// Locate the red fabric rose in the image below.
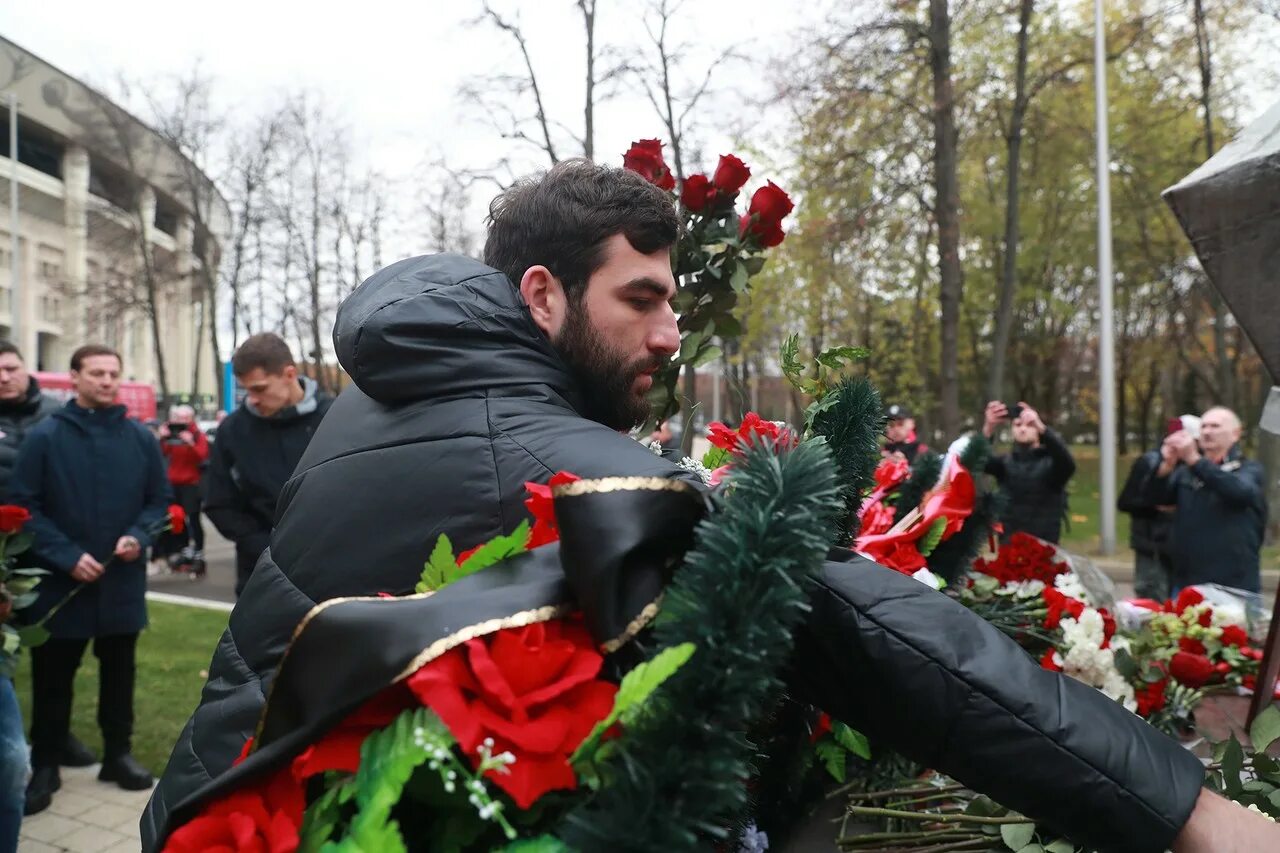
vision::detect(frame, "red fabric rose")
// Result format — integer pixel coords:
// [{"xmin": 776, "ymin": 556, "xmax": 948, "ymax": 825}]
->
[
  {"xmin": 712, "ymin": 154, "xmax": 751, "ymax": 194},
  {"xmin": 739, "ymin": 181, "xmax": 794, "ymax": 248},
  {"xmin": 167, "ymin": 504, "xmax": 187, "ymax": 536},
  {"xmin": 291, "ymin": 686, "xmax": 414, "ymax": 782},
  {"xmin": 1169, "ymin": 651, "xmax": 1215, "ymax": 688},
  {"xmin": 1220, "ymin": 625, "xmax": 1249, "ymax": 647},
  {"xmin": 860, "ymin": 501, "xmax": 896, "ymax": 537},
  {"xmin": 622, "ymin": 139, "xmax": 676, "ymax": 191},
  {"xmin": 858, "ymin": 535, "xmax": 927, "ymax": 575},
  {"xmin": 680, "ymin": 174, "xmax": 715, "ymax": 212},
  {"xmin": 162, "ymin": 764, "xmax": 303, "ymax": 853},
  {"xmin": 873, "ymin": 457, "xmax": 911, "ymax": 491},
  {"xmin": 706, "ymin": 412, "xmax": 795, "ymax": 455},
  {"xmin": 0, "ymin": 505, "xmax": 30, "ymax": 534},
  {"xmin": 1178, "ymin": 636, "xmax": 1207, "ymax": 656},
  {"xmin": 406, "ymin": 617, "xmax": 618, "ymax": 809},
  {"xmin": 523, "ymin": 471, "xmax": 582, "ymax": 548},
  {"xmin": 1135, "ymin": 679, "xmax": 1168, "ymax": 717}
]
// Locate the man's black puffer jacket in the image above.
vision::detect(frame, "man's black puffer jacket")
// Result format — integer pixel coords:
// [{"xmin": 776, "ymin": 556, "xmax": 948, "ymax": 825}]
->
[{"xmin": 142, "ymin": 255, "xmax": 1202, "ymax": 851}]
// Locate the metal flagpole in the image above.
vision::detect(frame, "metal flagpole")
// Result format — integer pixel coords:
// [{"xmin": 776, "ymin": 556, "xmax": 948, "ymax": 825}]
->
[
  {"xmin": 1095, "ymin": 0, "xmax": 1118, "ymax": 554},
  {"xmin": 8, "ymin": 93, "xmax": 17, "ymax": 347}
]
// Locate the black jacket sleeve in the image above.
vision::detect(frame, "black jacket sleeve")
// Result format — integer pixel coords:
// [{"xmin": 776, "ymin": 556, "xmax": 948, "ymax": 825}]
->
[
  {"xmin": 1040, "ymin": 428, "xmax": 1076, "ymax": 490},
  {"xmin": 1118, "ymin": 452, "xmax": 1158, "ymax": 515},
  {"xmin": 201, "ymin": 435, "xmax": 270, "ymax": 546},
  {"xmin": 792, "ymin": 554, "xmax": 1203, "ymax": 853},
  {"xmin": 984, "ymin": 453, "xmax": 1007, "ymax": 481},
  {"xmin": 127, "ymin": 431, "xmax": 174, "ymax": 549},
  {"xmin": 1189, "ymin": 458, "xmax": 1266, "ymax": 510}
]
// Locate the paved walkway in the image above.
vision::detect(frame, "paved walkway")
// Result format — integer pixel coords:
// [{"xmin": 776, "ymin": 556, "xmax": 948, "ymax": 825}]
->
[{"xmin": 18, "ymin": 764, "xmax": 150, "ymax": 852}]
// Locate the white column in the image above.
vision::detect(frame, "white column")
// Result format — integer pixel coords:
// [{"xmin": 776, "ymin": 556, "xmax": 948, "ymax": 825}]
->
[
  {"xmin": 135, "ymin": 186, "xmax": 158, "ymax": 388},
  {"xmin": 61, "ymin": 146, "xmax": 90, "ymax": 359}
]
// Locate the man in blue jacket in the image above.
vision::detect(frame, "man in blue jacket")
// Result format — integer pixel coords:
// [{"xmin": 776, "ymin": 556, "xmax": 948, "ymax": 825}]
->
[
  {"xmin": 11, "ymin": 344, "xmax": 171, "ymax": 815},
  {"xmin": 1148, "ymin": 406, "xmax": 1267, "ymax": 592}
]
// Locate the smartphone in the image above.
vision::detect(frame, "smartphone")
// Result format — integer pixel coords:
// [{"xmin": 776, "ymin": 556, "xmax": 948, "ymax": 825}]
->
[
  {"xmin": 1004, "ymin": 402, "xmax": 1023, "ymax": 420},
  {"xmin": 168, "ymin": 422, "xmax": 188, "ymax": 435}
]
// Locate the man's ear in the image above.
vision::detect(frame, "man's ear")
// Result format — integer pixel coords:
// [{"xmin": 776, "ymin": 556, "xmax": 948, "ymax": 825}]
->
[{"xmin": 519, "ymin": 265, "xmax": 566, "ymax": 337}]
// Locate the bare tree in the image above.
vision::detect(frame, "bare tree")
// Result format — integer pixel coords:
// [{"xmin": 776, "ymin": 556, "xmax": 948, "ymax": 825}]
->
[{"xmin": 419, "ymin": 159, "xmax": 479, "ymax": 255}]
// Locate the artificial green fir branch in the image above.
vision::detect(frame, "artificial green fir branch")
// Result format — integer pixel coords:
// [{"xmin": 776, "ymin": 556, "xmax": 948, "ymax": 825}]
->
[{"xmin": 809, "ymin": 377, "xmax": 884, "ymax": 544}]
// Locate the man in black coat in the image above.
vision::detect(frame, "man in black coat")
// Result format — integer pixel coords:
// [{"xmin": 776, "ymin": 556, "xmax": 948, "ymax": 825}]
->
[
  {"xmin": 0, "ymin": 341, "xmax": 60, "ymax": 495},
  {"xmin": 144, "ymin": 162, "xmax": 1272, "ymax": 851},
  {"xmin": 11, "ymin": 344, "xmax": 171, "ymax": 814},
  {"xmin": 982, "ymin": 400, "xmax": 1076, "ymax": 543},
  {"xmin": 1118, "ymin": 416, "xmax": 1195, "ymax": 601},
  {"xmin": 1147, "ymin": 406, "xmax": 1267, "ymax": 592},
  {"xmin": 201, "ymin": 333, "xmax": 333, "ymax": 596}
]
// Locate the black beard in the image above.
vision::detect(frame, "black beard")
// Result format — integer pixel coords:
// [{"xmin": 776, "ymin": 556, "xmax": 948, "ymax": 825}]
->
[{"xmin": 554, "ymin": 302, "xmax": 656, "ymax": 431}]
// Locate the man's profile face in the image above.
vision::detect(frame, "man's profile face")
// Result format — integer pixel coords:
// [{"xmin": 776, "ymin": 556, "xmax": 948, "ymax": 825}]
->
[
  {"xmin": 0, "ymin": 352, "xmax": 29, "ymax": 402},
  {"xmin": 553, "ymin": 233, "xmax": 680, "ymax": 430},
  {"xmin": 71, "ymin": 354, "xmax": 122, "ymax": 409},
  {"xmin": 1198, "ymin": 408, "xmax": 1240, "ymax": 457},
  {"xmin": 237, "ymin": 365, "xmax": 299, "ymax": 418}
]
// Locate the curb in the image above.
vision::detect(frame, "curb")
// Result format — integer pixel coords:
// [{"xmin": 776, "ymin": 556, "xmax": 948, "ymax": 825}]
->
[{"xmin": 146, "ymin": 590, "xmax": 234, "ymax": 612}]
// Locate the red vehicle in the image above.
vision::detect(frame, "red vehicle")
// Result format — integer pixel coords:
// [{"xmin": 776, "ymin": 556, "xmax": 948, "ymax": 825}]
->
[{"xmin": 32, "ymin": 371, "xmax": 158, "ymax": 421}]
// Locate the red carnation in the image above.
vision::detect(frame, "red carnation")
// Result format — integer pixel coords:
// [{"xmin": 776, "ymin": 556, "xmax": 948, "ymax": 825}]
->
[
  {"xmin": 1040, "ymin": 649, "xmax": 1062, "ymax": 672},
  {"xmin": 1135, "ymin": 679, "xmax": 1168, "ymax": 717},
  {"xmin": 712, "ymin": 154, "xmax": 751, "ymax": 194},
  {"xmin": 0, "ymin": 505, "xmax": 30, "ymax": 534},
  {"xmin": 167, "ymin": 504, "xmax": 186, "ymax": 536},
  {"xmin": 1220, "ymin": 625, "xmax": 1249, "ymax": 647},
  {"xmin": 859, "ymin": 501, "xmax": 896, "ymax": 537},
  {"xmin": 1173, "ymin": 587, "xmax": 1204, "ymax": 614},
  {"xmin": 622, "ymin": 139, "xmax": 676, "ymax": 191},
  {"xmin": 1042, "ymin": 587, "xmax": 1085, "ymax": 630},
  {"xmin": 407, "ymin": 617, "xmax": 618, "ymax": 809},
  {"xmin": 1169, "ymin": 651, "xmax": 1215, "ymax": 688},
  {"xmin": 681, "ymin": 174, "xmax": 715, "ymax": 212}
]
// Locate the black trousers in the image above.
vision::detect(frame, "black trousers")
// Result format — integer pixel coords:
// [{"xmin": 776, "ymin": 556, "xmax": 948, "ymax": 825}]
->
[
  {"xmin": 173, "ymin": 483, "xmax": 205, "ymax": 552},
  {"xmin": 29, "ymin": 633, "xmax": 138, "ymax": 768}
]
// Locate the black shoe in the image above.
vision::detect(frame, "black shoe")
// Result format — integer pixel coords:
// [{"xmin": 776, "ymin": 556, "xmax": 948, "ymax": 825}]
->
[
  {"xmin": 24, "ymin": 766, "xmax": 60, "ymax": 815},
  {"xmin": 60, "ymin": 732, "xmax": 97, "ymax": 767},
  {"xmin": 98, "ymin": 753, "xmax": 153, "ymax": 790},
  {"xmin": 190, "ymin": 558, "xmax": 206, "ymax": 580}
]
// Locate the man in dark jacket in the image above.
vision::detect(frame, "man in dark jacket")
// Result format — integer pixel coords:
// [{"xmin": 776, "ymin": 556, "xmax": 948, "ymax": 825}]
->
[
  {"xmin": 144, "ymin": 162, "xmax": 1268, "ymax": 852},
  {"xmin": 201, "ymin": 333, "xmax": 333, "ymax": 596},
  {"xmin": 983, "ymin": 400, "xmax": 1076, "ymax": 542},
  {"xmin": 12, "ymin": 344, "xmax": 171, "ymax": 814},
  {"xmin": 0, "ymin": 341, "xmax": 60, "ymax": 494},
  {"xmin": 1147, "ymin": 406, "xmax": 1267, "ymax": 592},
  {"xmin": 1118, "ymin": 416, "xmax": 1197, "ymax": 600}
]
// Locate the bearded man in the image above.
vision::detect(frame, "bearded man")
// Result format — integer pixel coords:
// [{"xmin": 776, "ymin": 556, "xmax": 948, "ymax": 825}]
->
[{"xmin": 144, "ymin": 161, "xmax": 1274, "ymax": 852}]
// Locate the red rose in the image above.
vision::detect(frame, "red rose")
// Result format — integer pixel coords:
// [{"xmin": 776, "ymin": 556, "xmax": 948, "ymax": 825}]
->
[
  {"xmin": 291, "ymin": 686, "xmax": 414, "ymax": 782},
  {"xmin": 167, "ymin": 504, "xmax": 186, "ymax": 536},
  {"xmin": 1135, "ymin": 679, "xmax": 1168, "ymax": 717},
  {"xmin": 739, "ymin": 181, "xmax": 794, "ymax": 249},
  {"xmin": 406, "ymin": 617, "xmax": 618, "ymax": 809},
  {"xmin": 162, "ymin": 764, "xmax": 303, "ymax": 853},
  {"xmin": 523, "ymin": 471, "xmax": 582, "ymax": 548},
  {"xmin": 680, "ymin": 174, "xmax": 715, "ymax": 212},
  {"xmin": 0, "ymin": 505, "xmax": 30, "ymax": 534},
  {"xmin": 1169, "ymin": 651, "xmax": 1215, "ymax": 688},
  {"xmin": 712, "ymin": 154, "xmax": 751, "ymax": 194},
  {"xmin": 622, "ymin": 139, "xmax": 676, "ymax": 192},
  {"xmin": 859, "ymin": 535, "xmax": 927, "ymax": 575},
  {"xmin": 1178, "ymin": 636, "xmax": 1207, "ymax": 656},
  {"xmin": 739, "ymin": 212, "xmax": 786, "ymax": 248},
  {"xmin": 873, "ymin": 457, "xmax": 911, "ymax": 491},
  {"xmin": 1220, "ymin": 625, "xmax": 1249, "ymax": 647},
  {"xmin": 860, "ymin": 501, "xmax": 896, "ymax": 537}
]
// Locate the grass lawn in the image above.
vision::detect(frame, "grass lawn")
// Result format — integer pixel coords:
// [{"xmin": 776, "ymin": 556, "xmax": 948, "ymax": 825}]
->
[
  {"xmin": 13, "ymin": 601, "xmax": 229, "ymax": 775},
  {"xmin": 1061, "ymin": 445, "xmax": 1279, "ymax": 570}
]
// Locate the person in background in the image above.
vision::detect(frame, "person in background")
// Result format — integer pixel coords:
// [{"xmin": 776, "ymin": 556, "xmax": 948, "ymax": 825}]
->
[
  {"xmin": 158, "ymin": 405, "xmax": 210, "ymax": 578},
  {"xmin": 1118, "ymin": 415, "xmax": 1199, "ymax": 601},
  {"xmin": 982, "ymin": 400, "xmax": 1076, "ymax": 543},
  {"xmin": 883, "ymin": 403, "xmax": 926, "ymax": 462},
  {"xmin": 1147, "ymin": 406, "xmax": 1266, "ymax": 593},
  {"xmin": 11, "ymin": 344, "xmax": 170, "ymax": 815},
  {"xmin": 0, "ymin": 341, "xmax": 60, "ymax": 495},
  {"xmin": 202, "ymin": 334, "xmax": 333, "ymax": 596}
]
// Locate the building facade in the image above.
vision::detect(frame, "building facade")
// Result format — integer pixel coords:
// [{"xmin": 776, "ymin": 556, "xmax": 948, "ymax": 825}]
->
[{"xmin": 0, "ymin": 37, "xmax": 228, "ymax": 406}]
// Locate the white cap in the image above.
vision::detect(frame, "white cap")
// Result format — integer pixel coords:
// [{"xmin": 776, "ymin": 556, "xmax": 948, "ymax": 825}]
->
[{"xmin": 1179, "ymin": 414, "xmax": 1202, "ymax": 439}]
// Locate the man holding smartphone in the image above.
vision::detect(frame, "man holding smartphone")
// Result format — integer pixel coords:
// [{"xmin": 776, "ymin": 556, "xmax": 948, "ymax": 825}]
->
[
  {"xmin": 158, "ymin": 405, "xmax": 209, "ymax": 577},
  {"xmin": 982, "ymin": 399, "xmax": 1077, "ymax": 543}
]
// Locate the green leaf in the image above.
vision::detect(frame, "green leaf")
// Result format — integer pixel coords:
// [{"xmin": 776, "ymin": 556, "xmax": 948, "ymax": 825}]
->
[
  {"xmin": 298, "ymin": 777, "xmax": 355, "ymax": 852},
  {"xmin": 15, "ymin": 624, "xmax": 48, "ymax": 648},
  {"xmin": 832, "ymin": 722, "xmax": 871, "ymax": 760},
  {"xmin": 814, "ymin": 345, "xmax": 871, "ymax": 371},
  {"xmin": 678, "ymin": 328, "xmax": 708, "ymax": 363},
  {"xmin": 1017, "ymin": 846, "xmax": 1045, "ymax": 853},
  {"xmin": 1112, "ymin": 647, "xmax": 1138, "ymax": 680},
  {"xmin": 690, "ymin": 345, "xmax": 723, "ymax": 369},
  {"xmin": 1269, "ymin": 789, "xmax": 1280, "ymax": 810},
  {"xmin": 1221, "ymin": 736, "xmax": 1245, "ymax": 797},
  {"xmin": 702, "ymin": 446, "xmax": 730, "ymax": 470},
  {"xmin": 780, "ymin": 334, "xmax": 804, "ymax": 385},
  {"xmin": 4, "ymin": 532, "xmax": 34, "ymax": 557},
  {"xmin": 417, "ymin": 534, "xmax": 456, "ymax": 593},
  {"xmin": 4, "ymin": 576, "xmax": 40, "ymax": 596},
  {"xmin": 496, "ymin": 838, "xmax": 573, "ymax": 853},
  {"xmin": 1000, "ymin": 823, "xmax": 1036, "ymax": 850},
  {"xmin": 453, "ymin": 520, "xmax": 531, "ymax": 581},
  {"xmin": 728, "ymin": 263, "xmax": 749, "ymax": 293},
  {"xmin": 570, "ymin": 642, "xmax": 695, "ymax": 767},
  {"xmin": 814, "ymin": 739, "xmax": 846, "ymax": 782},
  {"xmin": 917, "ymin": 517, "xmax": 947, "ymax": 557},
  {"xmin": 1250, "ymin": 705, "xmax": 1280, "ymax": 753},
  {"xmin": 1043, "ymin": 841, "xmax": 1076, "ymax": 853},
  {"xmin": 742, "ymin": 256, "xmax": 766, "ymax": 275}
]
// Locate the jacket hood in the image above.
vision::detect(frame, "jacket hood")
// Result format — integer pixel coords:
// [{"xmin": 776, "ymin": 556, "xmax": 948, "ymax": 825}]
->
[
  {"xmin": 333, "ymin": 254, "xmax": 576, "ymax": 407},
  {"xmin": 245, "ymin": 375, "xmax": 322, "ymax": 421}
]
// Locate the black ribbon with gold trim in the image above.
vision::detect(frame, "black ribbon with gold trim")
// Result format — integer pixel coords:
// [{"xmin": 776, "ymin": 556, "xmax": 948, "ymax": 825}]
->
[{"xmin": 160, "ymin": 476, "xmax": 706, "ymax": 844}]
